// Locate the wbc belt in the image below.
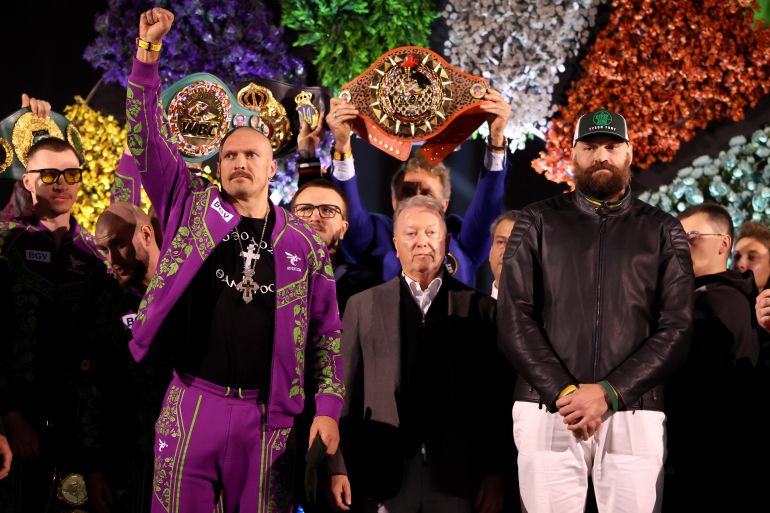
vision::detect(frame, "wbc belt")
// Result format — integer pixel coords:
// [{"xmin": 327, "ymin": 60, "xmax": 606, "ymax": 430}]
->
[
  {"xmin": 162, "ymin": 73, "xmax": 329, "ymax": 162},
  {"xmin": 338, "ymin": 46, "xmax": 490, "ymax": 164}
]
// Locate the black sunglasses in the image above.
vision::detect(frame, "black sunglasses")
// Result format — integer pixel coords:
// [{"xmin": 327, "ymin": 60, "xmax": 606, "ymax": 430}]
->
[
  {"xmin": 293, "ymin": 203, "xmax": 343, "ymax": 219},
  {"xmin": 27, "ymin": 168, "xmax": 83, "ymax": 185}
]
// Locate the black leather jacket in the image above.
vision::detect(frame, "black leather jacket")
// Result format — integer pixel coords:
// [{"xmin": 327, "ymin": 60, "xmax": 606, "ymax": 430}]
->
[{"xmin": 498, "ymin": 191, "xmax": 693, "ymax": 412}]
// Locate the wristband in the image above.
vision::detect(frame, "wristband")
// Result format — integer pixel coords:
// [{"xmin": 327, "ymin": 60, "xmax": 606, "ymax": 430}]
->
[
  {"xmin": 598, "ymin": 380, "xmax": 620, "ymax": 411},
  {"xmin": 487, "ymin": 137, "xmax": 508, "ymax": 152},
  {"xmin": 332, "ymin": 148, "xmax": 352, "ymax": 161},
  {"xmin": 297, "ymin": 157, "xmax": 322, "ymax": 174},
  {"xmin": 136, "ymin": 38, "xmax": 162, "ymax": 52},
  {"xmin": 558, "ymin": 384, "xmax": 578, "ymax": 398}
]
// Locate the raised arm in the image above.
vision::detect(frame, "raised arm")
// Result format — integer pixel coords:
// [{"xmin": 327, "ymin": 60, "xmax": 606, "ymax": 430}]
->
[
  {"xmin": 327, "ymin": 98, "xmax": 377, "ymax": 260},
  {"xmin": 111, "ymin": 149, "xmax": 142, "ymax": 207},
  {"xmin": 457, "ymin": 89, "xmax": 511, "ymax": 268},
  {"xmin": 126, "ymin": 8, "xmax": 189, "ymax": 230},
  {"xmin": 497, "ymin": 209, "xmax": 574, "ymax": 411}
]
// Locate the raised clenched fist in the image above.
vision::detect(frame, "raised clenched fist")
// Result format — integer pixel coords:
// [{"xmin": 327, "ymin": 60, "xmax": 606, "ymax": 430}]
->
[{"xmin": 139, "ymin": 7, "xmax": 174, "ymax": 44}]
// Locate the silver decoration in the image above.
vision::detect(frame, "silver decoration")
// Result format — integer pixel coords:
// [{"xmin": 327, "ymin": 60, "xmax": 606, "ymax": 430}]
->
[
  {"xmin": 441, "ymin": 0, "xmax": 606, "ymax": 151},
  {"xmin": 639, "ymin": 127, "xmax": 770, "ymax": 228}
]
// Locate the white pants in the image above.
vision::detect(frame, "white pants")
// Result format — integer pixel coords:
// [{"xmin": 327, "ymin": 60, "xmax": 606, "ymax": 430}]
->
[{"xmin": 512, "ymin": 401, "xmax": 666, "ymax": 513}]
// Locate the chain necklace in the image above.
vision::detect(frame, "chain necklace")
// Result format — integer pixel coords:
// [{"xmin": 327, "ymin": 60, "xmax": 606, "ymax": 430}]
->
[{"xmin": 233, "ymin": 204, "xmax": 270, "ymax": 304}]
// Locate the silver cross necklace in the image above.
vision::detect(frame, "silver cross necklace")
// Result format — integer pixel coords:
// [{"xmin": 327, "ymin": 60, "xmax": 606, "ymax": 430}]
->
[{"xmin": 233, "ymin": 204, "xmax": 270, "ymax": 304}]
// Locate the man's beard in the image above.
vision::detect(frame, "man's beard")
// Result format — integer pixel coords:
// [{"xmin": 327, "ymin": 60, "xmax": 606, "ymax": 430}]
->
[{"xmin": 574, "ymin": 156, "xmax": 631, "ymax": 201}]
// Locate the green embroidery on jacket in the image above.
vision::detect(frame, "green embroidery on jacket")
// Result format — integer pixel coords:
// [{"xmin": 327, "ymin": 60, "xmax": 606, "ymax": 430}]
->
[
  {"xmin": 136, "ymin": 227, "xmax": 193, "ymax": 324},
  {"xmin": 126, "ymin": 84, "xmax": 145, "ymax": 157},
  {"xmin": 189, "ymin": 188, "xmax": 216, "ymax": 260},
  {"xmin": 289, "ymin": 302, "xmax": 308, "ymax": 399},
  {"xmin": 276, "ymin": 276, "xmax": 308, "ymax": 309},
  {"xmin": 313, "ymin": 332, "xmax": 345, "ymax": 399},
  {"xmin": 112, "ymin": 174, "xmax": 134, "ymax": 204}
]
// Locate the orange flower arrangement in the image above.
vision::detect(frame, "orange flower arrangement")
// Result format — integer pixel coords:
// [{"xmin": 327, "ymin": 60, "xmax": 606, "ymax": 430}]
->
[{"xmin": 532, "ymin": 0, "xmax": 770, "ymax": 186}]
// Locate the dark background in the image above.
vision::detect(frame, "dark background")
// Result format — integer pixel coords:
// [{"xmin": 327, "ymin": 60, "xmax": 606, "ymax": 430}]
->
[{"xmin": 3, "ymin": 1, "xmax": 769, "ymax": 220}]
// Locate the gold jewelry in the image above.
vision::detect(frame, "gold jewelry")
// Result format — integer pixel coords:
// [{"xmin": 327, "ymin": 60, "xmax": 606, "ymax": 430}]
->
[
  {"xmin": 236, "ymin": 83, "xmax": 292, "ymax": 152},
  {"xmin": 333, "ymin": 148, "xmax": 352, "ymax": 161},
  {"xmin": 136, "ymin": 37, "xmax": 162, "ymax": 52},
  {"xmin": 12, "ymin": 112, "xmax": 63, "ymax": 167}
]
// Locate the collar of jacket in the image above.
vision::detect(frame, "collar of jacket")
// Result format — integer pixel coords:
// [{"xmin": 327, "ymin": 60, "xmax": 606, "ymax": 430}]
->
[{"xmin": 575, "ymin": 186, "xmax": 632, "ymax": 216}]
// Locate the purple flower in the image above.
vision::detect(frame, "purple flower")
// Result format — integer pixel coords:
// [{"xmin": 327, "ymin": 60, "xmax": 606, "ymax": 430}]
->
[{"xmin": 85, "ymin": 0, "xmax": 305, "ymax": 87}]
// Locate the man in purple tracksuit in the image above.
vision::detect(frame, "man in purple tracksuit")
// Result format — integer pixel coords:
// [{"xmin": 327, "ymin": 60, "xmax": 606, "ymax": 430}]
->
[{"xmin": 127, "ymin": 8, "xmax": 344, "ymax": 513}]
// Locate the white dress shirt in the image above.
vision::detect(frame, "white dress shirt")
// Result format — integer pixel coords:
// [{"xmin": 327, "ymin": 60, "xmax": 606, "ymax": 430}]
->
[{"xmin": 402, "ymin": 273, "xmax": 443, "ymax": 315}]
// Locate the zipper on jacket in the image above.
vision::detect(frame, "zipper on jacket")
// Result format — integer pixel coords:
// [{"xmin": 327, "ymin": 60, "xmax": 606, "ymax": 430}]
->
[{"xmin": 592, "ymin": 206, "xmax": 608, "ymax": 382}]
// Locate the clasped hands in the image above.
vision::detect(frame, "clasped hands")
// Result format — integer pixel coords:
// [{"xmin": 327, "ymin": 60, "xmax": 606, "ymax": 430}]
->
[{"xmin": 555, "ymin": 383, "xmax": 611, "ymax": 442}]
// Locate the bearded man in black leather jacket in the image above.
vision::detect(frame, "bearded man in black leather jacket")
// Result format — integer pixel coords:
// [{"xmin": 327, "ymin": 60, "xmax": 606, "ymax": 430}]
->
[{"xmin": 498, "ymin": 109, "xmax": 693, "ymax": 513}]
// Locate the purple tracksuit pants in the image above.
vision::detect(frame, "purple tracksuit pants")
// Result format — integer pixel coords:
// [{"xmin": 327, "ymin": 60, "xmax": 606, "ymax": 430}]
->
[{"xmin": 151, "ymin": 372, "xmax": 294, "ymax": 513}]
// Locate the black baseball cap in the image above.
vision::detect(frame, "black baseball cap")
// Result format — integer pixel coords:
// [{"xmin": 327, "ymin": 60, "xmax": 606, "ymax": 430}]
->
[{"xmin": 573, "ymin": 109, "xmax": 629, "ymax": 146}]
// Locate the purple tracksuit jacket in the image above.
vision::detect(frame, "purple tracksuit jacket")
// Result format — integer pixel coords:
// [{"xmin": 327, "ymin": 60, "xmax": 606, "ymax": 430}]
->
[{"xmin": 125, "ymin": 58, "xmax": 344, "ymax": 430}]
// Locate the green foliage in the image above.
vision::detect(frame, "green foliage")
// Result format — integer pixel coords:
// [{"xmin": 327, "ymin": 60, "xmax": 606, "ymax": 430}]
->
[
  {"xmin": 281, "ymin": 0, "xmax": 439, "ymax": 90},
  {"xmin": 756, "ymin": 0, "xmax": 770, "ymax": 27}
]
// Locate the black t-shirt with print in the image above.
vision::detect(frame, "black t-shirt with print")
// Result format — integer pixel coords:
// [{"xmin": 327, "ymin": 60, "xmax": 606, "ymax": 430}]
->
[{"xmin": 163, "ymin": 208, "xmax": 276, "ymax": 392}]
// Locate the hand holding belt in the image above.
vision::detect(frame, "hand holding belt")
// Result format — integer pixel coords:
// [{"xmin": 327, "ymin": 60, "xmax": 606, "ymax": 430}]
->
[
  {"xmin": 0, "ymin": 108, "xmax": 83, "ymax": 180},
  {"xmin": 338, "ymin": 46, "xmax": 490, "ymax": 163}
]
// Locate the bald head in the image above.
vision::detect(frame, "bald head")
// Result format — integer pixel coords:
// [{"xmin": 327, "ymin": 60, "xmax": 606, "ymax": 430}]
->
[
  {"xmin": 219, "ymin": 126, "xmax": 273, "ymax": 157},
  {"xmin": 217, "ymin": 127, "xmax": 277, "ymax": 204},
  {"xmin": 96, "ymin": 201, "xmax": 159, "ymax": 288},
  {"xmin": 97, "ymin": 202, "xmax": 152, "ymax": 233}
]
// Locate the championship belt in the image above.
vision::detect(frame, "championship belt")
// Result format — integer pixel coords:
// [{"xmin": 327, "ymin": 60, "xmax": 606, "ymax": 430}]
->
[
  {"xmin": 338, "ymin": 46, "xmax": 490, "ymax": 163},
  {"xmin": 0, "ymin": 108, "xmax": 83, "ymax": 180},
  {"xmin": 45, "ymin": 470, "xmax": 88, "ymax": 513},
  {"xmin": 162, "ymin": 73, "xmax": 330, "ymax": 162}
]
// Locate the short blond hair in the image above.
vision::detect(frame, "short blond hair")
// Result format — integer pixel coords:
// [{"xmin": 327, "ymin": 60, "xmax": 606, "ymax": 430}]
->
[{"xmin": 392, "ymin": 195, "xmax": 447, "ymax": 233}]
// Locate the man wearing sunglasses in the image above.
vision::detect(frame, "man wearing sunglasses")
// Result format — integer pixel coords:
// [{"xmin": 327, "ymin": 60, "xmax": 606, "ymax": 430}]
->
[
  {"xmin": 665, "ymin": 203, "xmax": 761, "ymax": 511},
  {"xmin": 0, "ymin": 103, "xmax": 123, "ymax": 511}
]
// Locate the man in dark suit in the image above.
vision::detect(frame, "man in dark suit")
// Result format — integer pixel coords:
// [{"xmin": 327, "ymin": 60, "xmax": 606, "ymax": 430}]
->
[{"xmin": 326, "ymin": 195, "xmax": 512, "ymax": 513}]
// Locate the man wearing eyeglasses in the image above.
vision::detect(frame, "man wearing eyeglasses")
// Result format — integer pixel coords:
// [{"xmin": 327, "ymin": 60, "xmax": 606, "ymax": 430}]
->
[
  {"xmin": 290, "ymin": 180, "xmax": 381, "ymax": 513},
  {"xmin": 0, "ymin": 100, "xmax": 123, "ymax": 511},
  {"xmin": 291, "ymin": 179, "xmax": 381, "ymax": 316},
  {"xmin": 665, "ymin": 203, "xmax": 761, "ymax": 511}
]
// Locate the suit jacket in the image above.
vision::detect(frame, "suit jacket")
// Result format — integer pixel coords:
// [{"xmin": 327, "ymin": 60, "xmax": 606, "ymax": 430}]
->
[{"xmin": 330, "ymin": 275, "xmax": 513, "ymax": 503}]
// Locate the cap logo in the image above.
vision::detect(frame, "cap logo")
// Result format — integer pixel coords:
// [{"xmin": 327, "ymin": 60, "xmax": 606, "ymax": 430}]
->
[
  {"xmin": 594, "ymin": 110, "xmax": 612, "ymax": 126},
  {"xmin": 593, "ymin": 110, "xmax": 612, "ymax": 126}
]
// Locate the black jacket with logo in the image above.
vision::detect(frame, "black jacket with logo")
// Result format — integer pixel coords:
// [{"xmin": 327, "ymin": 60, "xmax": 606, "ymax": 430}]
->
[{"xmin": 498, "ymin": 191, "xmax": 694, "ymax": 412}]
